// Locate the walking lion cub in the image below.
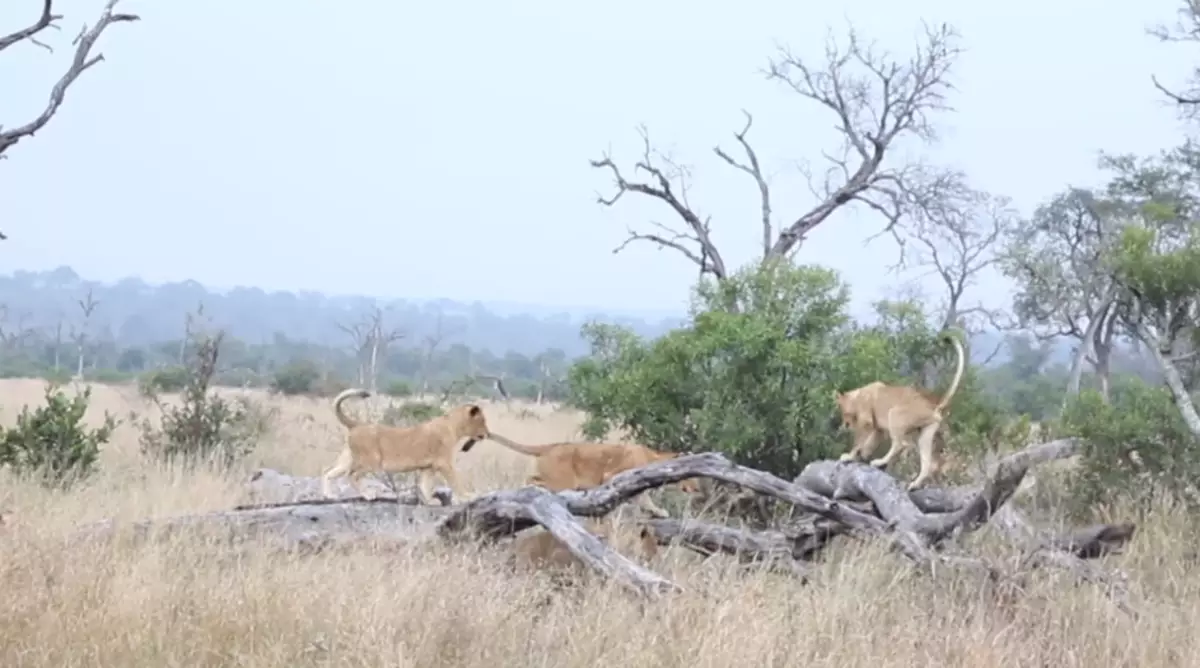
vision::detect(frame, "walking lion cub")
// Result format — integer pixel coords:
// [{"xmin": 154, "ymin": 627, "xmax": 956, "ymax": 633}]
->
[
  {"xmin": 321, "ymin": 388, "xmax": 491, "ymax": 504},
  {"xmin": 834, "ymin": 332, "xmax": 966, "ymax": 491},
  {"xmin": 479, "ymin": 435, "xmax": 700, "ymax": 518}
]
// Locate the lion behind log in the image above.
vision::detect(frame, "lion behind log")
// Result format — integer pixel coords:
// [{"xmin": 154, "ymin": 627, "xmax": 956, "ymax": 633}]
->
[
  {"xmin": 834, "ymin": 332, "xmax": 966, "ymax": 490},
  {"xmin": 478, "ymin": 435, "xmax": 700, "ymax": 518}
]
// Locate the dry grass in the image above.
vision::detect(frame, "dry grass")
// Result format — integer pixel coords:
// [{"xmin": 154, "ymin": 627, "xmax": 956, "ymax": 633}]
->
[{"xmin": 1, "ymin": 379, "xmax": 1199, "ymax": 667}]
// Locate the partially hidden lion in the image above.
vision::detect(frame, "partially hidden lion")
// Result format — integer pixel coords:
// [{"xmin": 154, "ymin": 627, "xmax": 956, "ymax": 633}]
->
[
  {"xmin": 834, "ymin": 332, "xmax": 966, "ymax": 491},
  {"xmin": 321, "ymin": 388, "xmax": 491, "ymax": 504},
  {"xmin": 511, "ymin": 520, "xmax": 659, "ymax": 571},
  {"xmin": 477, "ymin": 434, "xmax": 700, "ymax": 518}
]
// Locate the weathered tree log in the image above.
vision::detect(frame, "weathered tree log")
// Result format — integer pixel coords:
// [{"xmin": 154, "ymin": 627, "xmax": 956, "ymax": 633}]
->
[
  {"xmin": 797, "ymin": 438, "xmax": 1137, "ymax": 615},
  {"xmin": 795, "ymin": 439, "xmax": 1088, "ymax": 544},
  {"xmin": 642, "ymin": 518, "xmax": 815, "ymax": 579},
  {"xmin": 440, "ymin": 485, "xmax": 678, "ymax": 596},
  {"xmin": 243, "ymin": 468, "xmax": 453, "ymax": 507}
]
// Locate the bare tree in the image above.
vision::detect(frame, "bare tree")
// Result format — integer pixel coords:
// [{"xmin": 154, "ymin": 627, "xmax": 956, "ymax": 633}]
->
[
  {"xmin": 0, "ymin": 305, "xmax": 34, "ymax": 364},
  {"xmin": 50, "ymin": 317, "xmax": 64, "ymax": 372},
  {"xmin": 891, "ymin": 183, "xmax": 1018, "ymax": 364},
  {"xmin": 0, "ymin": 0, "xmax": 141, "ymax": 239},
  {"xmin": 589, "ymin": 23, "xmax": 962, "ymax": 280},
  {"xmin": 338, "ymin": 307, "xmax": 404, "ymax": 393},
  {"xmin": 69, "ymin": 289, "xmax": 99, "ymax": 380},
  {"xmin": 1149, "ymin": 0, "xmax": 1200, "ymax": 116},
  {"xmin": 418, "ymin": 310, "xmax": 462, "ymax": 395}
]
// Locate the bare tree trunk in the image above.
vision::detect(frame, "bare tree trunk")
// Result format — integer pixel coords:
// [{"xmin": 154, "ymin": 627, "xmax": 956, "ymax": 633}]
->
[{"xmin": 1144, "ymin": 334, "xmax": 1200, "ymax": 436}]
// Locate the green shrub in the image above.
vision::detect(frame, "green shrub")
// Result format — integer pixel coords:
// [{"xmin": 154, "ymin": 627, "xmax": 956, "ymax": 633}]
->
[
  {"xmin": 383, "ymin": 379, "xmax": 413, "ymax": 398},
  {"xmin": 1059, "ymin": 379, "xmax": 1200, "ymax": 517},
  {"xmin": 139, "ymin": 366, "xmax": 189, "ymax": 398},
  {"xmin": 139, "ymin": 332, "xmax": 265, "ymax": 468},
  {"xmin": 269, "ymin": 361, "xmax": 320, "ymax": 396},
  {"xmin": 381, "ymin": 401, "xmax": 443, "ymax": 427},
  {"xmin": 0, "ymin": 384, "xmax": 117, "ymax": 488}
]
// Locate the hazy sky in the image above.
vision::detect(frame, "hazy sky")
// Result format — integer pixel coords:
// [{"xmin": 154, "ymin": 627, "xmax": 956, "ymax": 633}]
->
[{"xmin": 2, "ymin": 0, "xmax": 1195, "ymax": 319}]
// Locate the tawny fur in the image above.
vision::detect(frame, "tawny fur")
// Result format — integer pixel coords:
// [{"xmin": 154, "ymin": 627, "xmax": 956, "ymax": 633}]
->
[
  {"xmin": 834, "ymin": 334, "xmax": 967, "ymax": 491},
  {"xmin": 321, "ymin": 388, "xmax": 491, "ymax": 504},
  {"xmin": 483, "ymin": 434, "xmax": 699, "ymax": 518},
  {"xmin": 510, "ymin": 520, "xmax": 660, "ymax": 571}
]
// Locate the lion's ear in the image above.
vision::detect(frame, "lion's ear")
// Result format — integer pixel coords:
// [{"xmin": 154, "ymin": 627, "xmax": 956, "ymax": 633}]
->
[{"xmin": 467, "ymin": 404, "xmax": 482, "ymax": 417}]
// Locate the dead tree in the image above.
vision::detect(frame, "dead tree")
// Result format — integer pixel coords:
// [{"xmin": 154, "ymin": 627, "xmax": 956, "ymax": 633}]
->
[
  {"xmin": 1149, "ymin": 0, "xmax": 1200, "ymax": 117},
  {"xmin": 68, "ymin": 289, "xmax": 98, "ymax": 380},
  {"xmin": 590, "ymin": 23, "xmax": 962, "ymax": 281},
  {"xmin": 0, "ymin": 305, "xmax": 34, "ymax": 360},
  {"xmin": 0, "ymin": 0, "xmax": 141, "ymax": 240},
  {"xmin": 76, "ymin": 438, "xmax": 1137, "ymax": 611},
  {"xmin": 338, "ymin": 307, "xmax": 404, "ymax": 393},
  {"xmin": 419, "ymin": 311, "xmax": 462, "ymax": 395}
]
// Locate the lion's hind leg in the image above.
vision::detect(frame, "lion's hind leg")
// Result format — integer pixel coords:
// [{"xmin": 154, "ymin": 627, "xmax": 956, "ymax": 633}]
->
[
  {"xmin": 870, "ymin": 408, "xmax": 911, "ymax": 470},
  {"xmin": 321, "ymin": 449, "xmax": 354, "ymax": 499},
  {"xmin": 906, "ymin": 422, "xmax": 942, "ymax": 491}
]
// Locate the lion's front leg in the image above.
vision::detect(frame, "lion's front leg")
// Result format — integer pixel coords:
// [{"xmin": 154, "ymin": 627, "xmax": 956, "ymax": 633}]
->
[{"xmin": 839, "ymin": 429, "xmax": 878, "ymax": 462}]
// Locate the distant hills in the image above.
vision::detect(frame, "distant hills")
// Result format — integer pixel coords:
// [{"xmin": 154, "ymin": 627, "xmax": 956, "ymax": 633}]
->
[{"xmin": 0, "ymin": 266, "xmax": 1075, "ymax": 365}]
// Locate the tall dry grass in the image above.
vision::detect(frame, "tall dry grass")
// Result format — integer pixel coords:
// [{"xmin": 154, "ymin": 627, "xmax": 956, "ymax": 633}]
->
[{"xmin": 1, "ymin": 379, "xmax": 1198, "ymax": 667}]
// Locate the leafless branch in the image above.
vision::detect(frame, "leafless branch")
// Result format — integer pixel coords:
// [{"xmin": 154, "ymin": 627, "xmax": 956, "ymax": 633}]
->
[
  {"xmin": 713, "ymin": 110, "xmax": 773, "ymax": 258},
  {"xmin": 591, "ymin": 127, "xmax": 727, "ymax": 279},
  {"xmin": 763, "ymin": 22, "xmax": 963, "ymax": 257},
  {"xmin": 590, "ymin": 22, "xmax": 961, "ymax": 276},
  {"xmin": 1148, "ymin": 1, "xmax": 1200, "ymax": 117},
  {"xmin": 0, "ymin": 0, "xmax": 140, "ymax": 158}
]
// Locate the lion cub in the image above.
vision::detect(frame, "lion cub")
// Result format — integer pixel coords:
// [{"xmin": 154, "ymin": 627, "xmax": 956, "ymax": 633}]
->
[
  {"xmin": 321, "ymin": 388, "xmax": 491, "ymax": 504},
  {"xmin": 834, "ymin": 334, "xmax": 966, "ymax": 490},
  {"xmin": 511, "ymin": 520, "xmax": 660, "ymax": 571},
  {"xmin": 479, "ymin": 435, "xmax": 700, "ymax": 518}
]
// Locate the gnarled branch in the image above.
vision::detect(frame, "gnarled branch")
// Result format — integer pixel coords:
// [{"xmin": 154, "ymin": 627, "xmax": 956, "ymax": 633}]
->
[{"xmin": 0, "ymin": 0, "xmax": 140, "ymax": 159}]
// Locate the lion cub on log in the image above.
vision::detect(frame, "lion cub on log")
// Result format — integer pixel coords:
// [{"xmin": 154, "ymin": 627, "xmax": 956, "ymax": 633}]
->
[
  {"xmin": 478, "ymin": 435, "xmax": 699, "ymax": 518},
  {"xmin": 511, "ymin": 520, "xmax": 660, "ymax": 571},
  {"xmin": 321, "ymin": 388, "xmax": 491, "ymax": 504},
  {"xmin": 834, "ymin": 333, "xmax": 966, "ymax": 491}
]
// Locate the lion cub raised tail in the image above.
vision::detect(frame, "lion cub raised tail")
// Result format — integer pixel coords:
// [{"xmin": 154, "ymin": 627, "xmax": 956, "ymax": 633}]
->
[
  {"xmin": 834, "ymin": 333, "xmax": 966, "ymax": 491},
  {"xmin": 511, "ymin": 520, "xmax": 659, "ymax": 571},
  {"xmin": 321, "ymin": 388, "xmax": 491, "ymax": 504},
  {"xmin": 483, "ymin": 434, "xmax": 700, "ymax": 518}
]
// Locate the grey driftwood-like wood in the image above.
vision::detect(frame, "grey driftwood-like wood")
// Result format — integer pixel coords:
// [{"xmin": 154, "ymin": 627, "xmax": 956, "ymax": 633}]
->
[
  {"xmin": 69, "ymin": 438, "xmax": 1139, "ymax": 608},
  {"xmin": 641, "ymin": 518, "xmax": 815, "ymax": 579},
  {"xmin": 795, "ymin": 438, "xmax": 1137, "ymax": 614},
  {"xmin": 243, "ymin": 468, "xmax": 454, "ymax": 507}
]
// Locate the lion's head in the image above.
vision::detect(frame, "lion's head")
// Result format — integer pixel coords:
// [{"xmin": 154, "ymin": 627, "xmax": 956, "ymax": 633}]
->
[{"xmin": 450, "ymin": 403, "xmax": 491, "ymax": 443}]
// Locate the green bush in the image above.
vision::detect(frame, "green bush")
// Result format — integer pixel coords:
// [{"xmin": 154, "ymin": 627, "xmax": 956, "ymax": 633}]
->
[
  {"xmin": 139, "ymin": 366, "xmax": 189, "ymax": 397},
  {"xmin": 567, "ymin": 262, "xmax": 984, "ymax": 478},
  {"xmin": 381, "ymin": 401, "xmax": 443, "ymax": 427},
  {"xmin": 0, "ymin": 384, "xmax": 117, "ymax": 488},
  {"xmin": 1059, "ymin": 379, "xmax": 1200, "ymax": 517},
  {"xmin": 139, "ymin": 332, "xmax": 266, "ymax": 468},
  {"xmin": 383, "ymin": 379, "xmax": 414, "ymax": 398},
  {"xmin": 269, "ymin": 361, "xmax": 320, "ymax": 396}
]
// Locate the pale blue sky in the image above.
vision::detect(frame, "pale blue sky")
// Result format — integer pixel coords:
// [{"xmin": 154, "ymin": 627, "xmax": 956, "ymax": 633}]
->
[{"xmin": 2, "ymin": 0, "xmax": 1194, "ymax": 319}]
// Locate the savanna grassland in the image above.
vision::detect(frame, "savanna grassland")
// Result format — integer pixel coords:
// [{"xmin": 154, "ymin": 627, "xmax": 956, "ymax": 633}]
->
[{"xmin": 0, "ymin": 378, "xmax": 1198, "ymax": 668}]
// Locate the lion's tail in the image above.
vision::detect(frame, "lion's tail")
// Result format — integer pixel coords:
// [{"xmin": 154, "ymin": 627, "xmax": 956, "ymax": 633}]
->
[
  {"xmin": 934, "ymin": 333, "xmax": 966, "ymax": 414},
  {"xmin": 484, "ymin": 432, "xmax": 558, "ymax": 457},
  {"xmin": 332, "ymin": 388, "xmax": 371, "ymax": 430}
]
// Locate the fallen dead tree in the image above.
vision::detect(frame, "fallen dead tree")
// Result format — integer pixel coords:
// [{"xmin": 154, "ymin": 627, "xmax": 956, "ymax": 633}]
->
[{"xmin": 68, "ymin": 438, "xmax": 1137, "ymax": 609}]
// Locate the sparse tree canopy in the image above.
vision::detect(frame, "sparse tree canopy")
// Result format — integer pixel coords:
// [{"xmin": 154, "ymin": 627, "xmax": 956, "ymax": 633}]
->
[{"xmin": 589, "ymin": 22, "xmax": 963, "ymax": 280}]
